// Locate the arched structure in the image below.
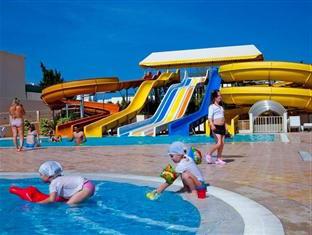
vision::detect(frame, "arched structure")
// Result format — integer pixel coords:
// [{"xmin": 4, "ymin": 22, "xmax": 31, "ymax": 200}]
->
[{"xmin": 249, "ymin": 100, "xmax": 287, "ymax": 133}]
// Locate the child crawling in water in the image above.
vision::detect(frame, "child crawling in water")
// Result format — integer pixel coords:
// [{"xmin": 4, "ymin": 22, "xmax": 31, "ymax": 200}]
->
[
  {"xmin": 147, "ymin": 141, "xmax": 206, "ymax": 200},
  {"xmin": 38, "ymin": 161, "xmax": 95, "ymax": 205}
]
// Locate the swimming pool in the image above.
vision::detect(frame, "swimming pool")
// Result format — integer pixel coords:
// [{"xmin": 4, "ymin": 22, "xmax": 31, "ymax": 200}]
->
[
  {"xmin": 0, "ymin": 134, "xmax": 275, "ymax": 148},
  {"xmin": 0, "ymin": 178, "xmax": 200, "ymax": 234}
]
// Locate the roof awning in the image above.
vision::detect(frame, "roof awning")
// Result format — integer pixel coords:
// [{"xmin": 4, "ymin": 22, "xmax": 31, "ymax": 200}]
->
[{"xmin": 139, "ymin": 44, "xmax": 263, "ymax": 69}]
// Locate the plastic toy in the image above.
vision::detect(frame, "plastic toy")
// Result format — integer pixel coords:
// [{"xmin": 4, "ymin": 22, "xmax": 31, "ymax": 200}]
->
[
  {"xmin": 160, "ymin": 164, "xmax": 178, "ymax": 184},
  {"xmin": 9, "ymin": 185, "xmax": 66, "ymax": 203},
  {"xmin": 146, "ymin": 190, "xmax": 160, "ymax": 200},
  {"xmin": 188, "ymin": 147, "xmax": 202, "ymax": 164}
]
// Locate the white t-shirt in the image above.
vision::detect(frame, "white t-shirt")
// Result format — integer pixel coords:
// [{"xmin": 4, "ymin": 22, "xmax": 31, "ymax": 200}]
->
[
  {"xmin": 175, "ymin": 156, "xmax": 204, "ymax": 182},
  {"xmin": 49, "ymin": 176, "xmax": 87, "ymax": 199},
  {"xmin": 208, "ymin": 104, "xmax": 224, "ymax": 120},
  {"xmin": 26, "ymin": 130, "xmax": 38, "ymax": 145}
]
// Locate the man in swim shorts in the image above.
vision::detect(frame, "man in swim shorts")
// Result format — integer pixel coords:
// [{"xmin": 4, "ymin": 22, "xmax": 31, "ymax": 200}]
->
[
  {"xmin": 9, "ymin": 98, "xmax": 26, "ymax": 151},
  {"xmin": 70, "ymin": 126, "xmax": 86, "ymax": 145}
]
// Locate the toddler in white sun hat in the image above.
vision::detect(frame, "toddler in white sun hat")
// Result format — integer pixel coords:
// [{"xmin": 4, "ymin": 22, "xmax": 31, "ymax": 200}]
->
[
  {"xmin": 146, "ymin": 141, "xmax": 207, "ymax": 200},
  {"xmin": 38, "ymin": 160, "xmax": 95, "ymax": 205}
]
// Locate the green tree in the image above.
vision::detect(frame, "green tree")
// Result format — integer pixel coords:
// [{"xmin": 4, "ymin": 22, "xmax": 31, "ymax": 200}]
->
[
  {"xmin": 120, "ymin": 94, "xmax": 130, "ymax": 110},
  {"xmin": 39, "ymin": 62, "xmax": 64, "ymax": 89}
]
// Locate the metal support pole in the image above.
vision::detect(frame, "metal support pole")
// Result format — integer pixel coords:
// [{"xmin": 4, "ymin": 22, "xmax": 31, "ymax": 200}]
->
[
  {"xmin": 283, "ymin": 112, "xmax": 288, "ymax": 133},
  {"xmin": 80, "ymin": 95, "xmax": 84, "ymax": 118},
  {"xmin": 65, "ymin": 104, "xmax": 69, "ymax": 118},
  {"xmin": 249, "ymin": 113, "xmax": 253, "ymax": 133},
  {"xmin": 36, "ymin": 110, "xmax": 40, "ymax": 122}
]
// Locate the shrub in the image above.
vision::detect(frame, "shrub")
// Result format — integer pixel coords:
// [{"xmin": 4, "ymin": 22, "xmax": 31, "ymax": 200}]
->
[{"xmin": 39, "ymin": 118, "xmax": 54, "ymax": 136}]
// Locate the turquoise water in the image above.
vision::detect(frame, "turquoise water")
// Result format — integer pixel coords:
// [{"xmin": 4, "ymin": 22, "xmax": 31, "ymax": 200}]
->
[
  {"xmin": 0, "ymin": 178, "xmax": 200, "ymax": 234},
  {"xmin": 0, "ymin": 134, "xmax": 275, "ymax": 148}
]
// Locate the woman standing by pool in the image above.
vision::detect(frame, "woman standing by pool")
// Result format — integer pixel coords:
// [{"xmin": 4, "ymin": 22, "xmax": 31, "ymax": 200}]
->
[
  {"xmin": 9, "ymin": 98, "xmax": 25, "ymax": 152},
  {"xmin": 205, "ymin": 90, "xmax": 226, "ymax": 165}
]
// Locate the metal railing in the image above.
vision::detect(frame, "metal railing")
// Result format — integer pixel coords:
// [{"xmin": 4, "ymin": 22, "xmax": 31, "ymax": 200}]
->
[{"xmin": 254, "ymin": 116, "xmax": 283, "ymax": 133}]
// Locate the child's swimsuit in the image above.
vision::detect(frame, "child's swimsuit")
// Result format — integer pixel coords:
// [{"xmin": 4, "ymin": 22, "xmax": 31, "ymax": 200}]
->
[{"xmin": 82, "ymin": 181, "xmax": 95, "ymax": 196}]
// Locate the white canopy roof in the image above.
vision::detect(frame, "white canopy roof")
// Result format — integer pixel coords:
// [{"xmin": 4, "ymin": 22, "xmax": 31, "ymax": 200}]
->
[
  {"xmin": 249, "ymin": 100, "xmax": 287, "ymax": 120},
  {"xmin": 140, "ymin": 44, "xmax": 263, "ymax": 68}
]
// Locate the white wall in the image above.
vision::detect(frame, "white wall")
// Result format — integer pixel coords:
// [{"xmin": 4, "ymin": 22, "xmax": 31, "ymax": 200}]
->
[
  {"xmin": 0, "ymin": 51, "xmax": 26, "ymax": 100},
  {"xmin": 26, "ymin": 92, "xmax": 42, "ymax": 101}
]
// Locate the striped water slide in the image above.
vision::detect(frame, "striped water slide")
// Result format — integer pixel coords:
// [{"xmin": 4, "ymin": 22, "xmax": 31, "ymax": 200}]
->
[
  {"xmin": 129, "ymin": 76, "xmax": 206, "ymax": 136},
  {"xmin": 168, "ymin": 67, "xmax": 222, "ymax": 136},
  {"xmin": 117, "ymin": 77, "xmax": 190, "ymax": 136}
]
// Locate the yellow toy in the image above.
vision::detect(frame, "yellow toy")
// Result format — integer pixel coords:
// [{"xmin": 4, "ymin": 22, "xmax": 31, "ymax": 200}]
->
[
  {"xmin": 146, "ymin": 164, "xmax": 178, "ymax": 200},
  {"xmin": 146, "ymin": 190, "xmax": 160, "ymax": 200}
]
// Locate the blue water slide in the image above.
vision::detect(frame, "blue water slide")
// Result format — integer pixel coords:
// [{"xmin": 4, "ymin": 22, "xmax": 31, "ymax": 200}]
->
[
  {"xmin": 117, "ymin": 77, "xmax": 191, "ymax": 136},
  {"xmin": 168, "ymin": 67, "xmax": 222, "ymax": 136}
]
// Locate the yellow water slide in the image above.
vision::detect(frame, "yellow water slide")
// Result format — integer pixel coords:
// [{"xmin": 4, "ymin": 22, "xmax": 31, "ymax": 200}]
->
[
  {"xmin": 84, "ymin": 71, "xmax": 180, "ymax": 137},
  {"xmin": 219, "ymin": 61, "xmax": 312, "ymax": 111}
]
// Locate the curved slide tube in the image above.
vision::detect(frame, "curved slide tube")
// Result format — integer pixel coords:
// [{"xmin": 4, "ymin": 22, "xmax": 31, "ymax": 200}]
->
[
  {"xmin": 168, "ymin": 68, "xmax": 222, "ymax": 136},
  {"xmin": 62, "ymin": 100, "xmax": 120, "ymax": 114},
  {"xmin": 84, "ymin": 71, "xmax": 180, "ymax": 137},
  {"xmin": 117, "ymin": 76, "xmax": 190, "ymax": 136},
  {"xmin": 221, "ymin": 86, "xmax": 312, "ymax": 111},
  {"xmin": 129, "ymin": 76, "xmax": 205, "ymax": 136},
  {"xmin": 219, "ymin": 61, "xmax": 312, "ymax": 88},
  {"xmin": 219, "ymin": 61, "xmax": 312, "ymax": 112},
  {"xmin": 56, "ymin": 113, "xmax": 108, "ymax": 137},
  {"xmin": 56, "ymin": 101, "xmax": 120, "ymax": 137},
  {"xmin": 41, "ymin": 77, "xmax": 143, "ymax": 108},
  {"xmin": 9, "ymin": 185, "xmax": 66, "ymax": 202}
]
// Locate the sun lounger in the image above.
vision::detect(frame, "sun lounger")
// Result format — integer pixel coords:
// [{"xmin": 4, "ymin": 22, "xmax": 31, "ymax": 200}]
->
[
  {"xmin": 288, "ymin": 116, "xmax": 301, "ymax": 132},
  {"xmin": 303, "ymin": 123, "xmax": 312, "ymax": 131}
]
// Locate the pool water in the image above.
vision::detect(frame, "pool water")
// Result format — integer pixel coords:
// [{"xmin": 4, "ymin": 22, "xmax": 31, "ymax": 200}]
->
[
  {"xmin": 0, "ymin": 178, "xmax": 200, "ymax": 234},
  {"xmin": 0, "ymin": 134, "xmax": 275, "ymax": 148}
]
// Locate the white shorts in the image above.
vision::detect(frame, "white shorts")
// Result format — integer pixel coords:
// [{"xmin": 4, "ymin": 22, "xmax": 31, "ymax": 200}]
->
[{"xmin": 11, "ymin": 118, "xmax": 23, "ymax": 127}]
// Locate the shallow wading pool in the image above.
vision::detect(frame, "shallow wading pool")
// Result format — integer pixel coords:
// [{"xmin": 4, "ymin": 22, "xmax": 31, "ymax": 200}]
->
[{"xmin": 1, "ymin": 178, "xmax": 200, "ymax": 234}]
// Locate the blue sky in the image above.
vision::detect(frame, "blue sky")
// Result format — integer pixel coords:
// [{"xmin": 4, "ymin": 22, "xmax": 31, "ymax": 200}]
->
[{"xmin": 1, "ymin": 0, "xmax": 311, "ymax": 85}]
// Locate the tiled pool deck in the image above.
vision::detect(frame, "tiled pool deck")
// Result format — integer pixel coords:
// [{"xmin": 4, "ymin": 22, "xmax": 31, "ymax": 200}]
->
[{"xmin": 0, "ymin": 132, "xmax": 311, "ymax": 234}]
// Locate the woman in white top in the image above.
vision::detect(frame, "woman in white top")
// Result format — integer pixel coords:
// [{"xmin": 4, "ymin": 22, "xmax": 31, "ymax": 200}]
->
[{"xmin": 206, "ymin": 90, "xmax": 226, "ymax": 165}]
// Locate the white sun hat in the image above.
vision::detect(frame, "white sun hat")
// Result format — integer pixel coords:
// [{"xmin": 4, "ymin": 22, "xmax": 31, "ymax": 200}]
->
[
  {"xmin": 38, "ymin": 160, "xmax": 63, "ymax": 177},
  {"xmin": 168, "ymin": 141, "xmax": 187, "ymax": 155}
]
